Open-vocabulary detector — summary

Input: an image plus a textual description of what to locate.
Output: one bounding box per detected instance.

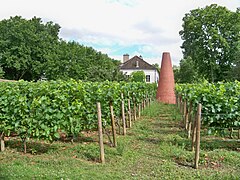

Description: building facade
[120,54,159,83]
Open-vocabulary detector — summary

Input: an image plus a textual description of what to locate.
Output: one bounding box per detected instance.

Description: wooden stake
[138,104,141,118]
[128,99,132,128]
[121,93,126,135]
[183,100,187,129]
[110,101,117,147]
[97,102,105,163]
[185,100,191,131]
[23,138,27,154]
[179,96,182,113]
[176,94,178,108]
[194,104,202,169]
[187,102,193,139]
[133,103,137,121]
[229,128,234,139]
[188,121,192,139]
[191,113,197,151]
[0,133,5,152]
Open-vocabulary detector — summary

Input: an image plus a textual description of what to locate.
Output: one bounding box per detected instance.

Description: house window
[146,75,150,82]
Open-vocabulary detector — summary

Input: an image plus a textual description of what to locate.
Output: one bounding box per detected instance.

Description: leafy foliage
[180,4,240,82]
[0,16,125,82]
[174,57,200,83]
[0,66,4,78]
[130,71,146,82]
[176,81,240,131]
[0,80,156,142]
[0,16,60,81]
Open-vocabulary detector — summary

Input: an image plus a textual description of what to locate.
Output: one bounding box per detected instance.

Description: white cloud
[0,0,239,65]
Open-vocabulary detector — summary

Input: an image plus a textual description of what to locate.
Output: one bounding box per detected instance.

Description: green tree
[152,63,160,74]
[0,16,126,82]
[131,71,145,82]
[227,46,240,81]
[0,16,60,81]
[0,66,4,78]
[173,65,180,83]
[44,40,126,81]
[180,4,240,82]
[178,57,199,83]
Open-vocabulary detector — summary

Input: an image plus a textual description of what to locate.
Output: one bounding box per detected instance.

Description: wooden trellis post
[183,100,187,129]
[191,113,197,151]
[121,93,126,135]
[194,104,202,169]
[128,99,132,128]
[0,133,5,152]
[97,102,105,163]
[187,102,193,139]
[110,101,117,147]
[133,102,137,121]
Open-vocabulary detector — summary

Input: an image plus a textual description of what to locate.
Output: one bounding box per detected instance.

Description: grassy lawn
[0,102,239,179]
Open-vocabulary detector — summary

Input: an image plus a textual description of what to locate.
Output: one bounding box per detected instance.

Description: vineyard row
[0,80,157,152]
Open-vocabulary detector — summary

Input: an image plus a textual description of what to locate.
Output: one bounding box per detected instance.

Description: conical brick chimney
[156,52,176,104]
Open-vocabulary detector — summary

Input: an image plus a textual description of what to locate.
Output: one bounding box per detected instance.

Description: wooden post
[185,100,189,131]
[97,102,105,163]
[187,102,193,139]
[121,93,126,135]
[138,104,141,118]
[183,100,187,129]
[191,113,197,151]
[0,133,5,152]
[178,95,181,109]
[176,94,178,107]
[194,104,202,169]
[238,129,240,139]
[128,99,132,128]
[179,96,182,113]
[110,101,117,147]
[133,102,137,121]
[23,138,27,154]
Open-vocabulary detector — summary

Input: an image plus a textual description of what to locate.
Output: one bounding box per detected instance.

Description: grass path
[0,102,240,179]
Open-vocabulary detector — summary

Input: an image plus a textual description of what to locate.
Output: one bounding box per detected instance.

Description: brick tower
[156,52,176,104]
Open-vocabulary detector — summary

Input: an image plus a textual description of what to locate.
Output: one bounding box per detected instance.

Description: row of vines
[175,81,240,133]
[0,80,157,152]
[175,81,240,169]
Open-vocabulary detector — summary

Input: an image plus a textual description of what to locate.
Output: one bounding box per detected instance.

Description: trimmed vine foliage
[176,81,240,132]
[0,80,156,143]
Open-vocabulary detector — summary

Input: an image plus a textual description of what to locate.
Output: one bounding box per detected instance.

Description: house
[120,54,159,83]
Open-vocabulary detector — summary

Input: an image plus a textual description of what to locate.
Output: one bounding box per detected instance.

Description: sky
[0,0,239,65]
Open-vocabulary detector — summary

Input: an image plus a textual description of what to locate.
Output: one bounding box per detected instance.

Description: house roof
[120,56,157,70]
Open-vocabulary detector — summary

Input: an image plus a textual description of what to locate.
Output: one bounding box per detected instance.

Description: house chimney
[123,54,129,63]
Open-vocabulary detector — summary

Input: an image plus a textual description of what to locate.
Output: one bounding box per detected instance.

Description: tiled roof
[120,56,156,70]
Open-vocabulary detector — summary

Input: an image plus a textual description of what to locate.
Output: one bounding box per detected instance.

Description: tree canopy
[130,71,146,82]
[180,4,240,82]
[0,16,125,81]
[174,57,200,83]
